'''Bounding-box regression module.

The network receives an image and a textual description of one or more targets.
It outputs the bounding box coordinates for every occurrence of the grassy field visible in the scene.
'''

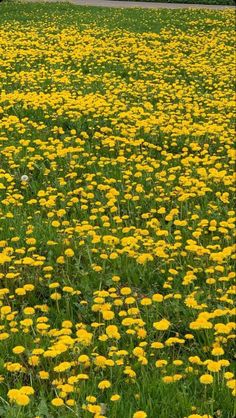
[0,2,235,418]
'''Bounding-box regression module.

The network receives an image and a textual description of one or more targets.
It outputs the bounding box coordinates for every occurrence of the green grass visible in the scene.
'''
[0,1,235,32]
[0,2,235,418]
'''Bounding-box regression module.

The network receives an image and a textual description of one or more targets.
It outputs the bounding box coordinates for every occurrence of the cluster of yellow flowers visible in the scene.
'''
[0,5,235,418]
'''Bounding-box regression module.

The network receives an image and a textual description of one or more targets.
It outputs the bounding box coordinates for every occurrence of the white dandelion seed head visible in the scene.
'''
[21,175,29,182]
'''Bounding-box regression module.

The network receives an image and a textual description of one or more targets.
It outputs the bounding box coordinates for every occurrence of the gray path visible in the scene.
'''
[69,0,235,9]
[27,0,236,10]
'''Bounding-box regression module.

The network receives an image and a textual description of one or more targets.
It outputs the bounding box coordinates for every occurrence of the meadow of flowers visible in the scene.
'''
[0,3,235,418]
